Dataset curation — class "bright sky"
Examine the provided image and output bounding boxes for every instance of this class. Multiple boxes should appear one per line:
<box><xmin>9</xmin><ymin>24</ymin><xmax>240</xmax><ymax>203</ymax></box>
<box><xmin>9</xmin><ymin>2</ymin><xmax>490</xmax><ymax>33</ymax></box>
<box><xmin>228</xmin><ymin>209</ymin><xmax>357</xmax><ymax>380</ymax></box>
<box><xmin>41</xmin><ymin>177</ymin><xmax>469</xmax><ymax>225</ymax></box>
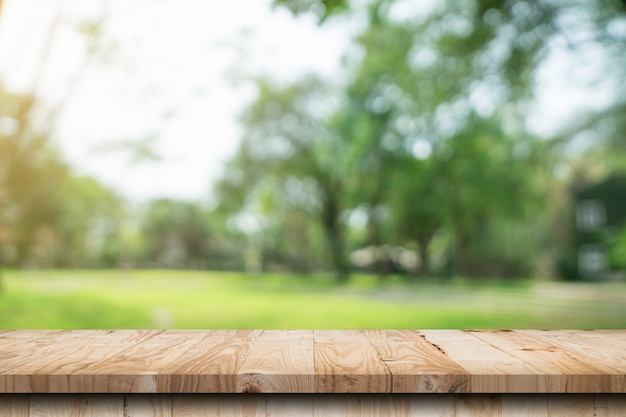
<box><xmin>0</xmin><ymin>0</ymin><xmax>614</xmax><ymax>202</ymax></box>
<box><xmin>0</xmin><ymin>0</ymin><xmax>349</xmax><ymax>202</ymax></box>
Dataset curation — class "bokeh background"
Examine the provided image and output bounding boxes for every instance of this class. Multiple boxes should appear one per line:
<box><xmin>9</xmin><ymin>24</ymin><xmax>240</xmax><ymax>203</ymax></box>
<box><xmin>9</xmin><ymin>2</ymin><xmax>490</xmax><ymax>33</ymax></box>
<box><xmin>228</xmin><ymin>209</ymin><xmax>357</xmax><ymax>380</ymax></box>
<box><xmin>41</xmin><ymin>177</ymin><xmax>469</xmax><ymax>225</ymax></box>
<box><xmin>1</xmin><ymin>0</ymin><xmax>625</xmax><ymax>329</ymax></box>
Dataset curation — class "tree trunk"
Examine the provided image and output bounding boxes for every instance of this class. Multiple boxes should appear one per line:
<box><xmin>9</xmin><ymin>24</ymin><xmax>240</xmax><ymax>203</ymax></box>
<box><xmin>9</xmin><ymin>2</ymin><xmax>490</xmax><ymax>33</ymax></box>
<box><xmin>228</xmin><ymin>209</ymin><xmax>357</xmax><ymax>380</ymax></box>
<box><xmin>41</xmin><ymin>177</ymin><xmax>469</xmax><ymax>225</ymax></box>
<box><xmin>416</xmin><ymin>237</ymin><xmax>430</xmax><ymax>277</ymax></box>
<box><xmin>367</xmin><ymin>212</ymin><xmax>388</xmax><ymax>280</ymax></box>
<box><xmin>321</xmin><ymin>192</ymin><xmax>349</xmax><ymax>283</ymax></box>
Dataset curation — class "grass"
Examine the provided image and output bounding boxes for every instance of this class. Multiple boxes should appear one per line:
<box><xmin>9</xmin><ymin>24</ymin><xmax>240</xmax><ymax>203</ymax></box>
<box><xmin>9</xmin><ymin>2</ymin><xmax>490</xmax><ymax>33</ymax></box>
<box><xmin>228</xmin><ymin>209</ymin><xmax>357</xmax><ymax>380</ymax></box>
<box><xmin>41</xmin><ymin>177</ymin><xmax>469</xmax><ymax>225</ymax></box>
<box><xmin>1</xmin><ymin>269</ymin><xmax>625</xmax><ymax>329</ymax></box>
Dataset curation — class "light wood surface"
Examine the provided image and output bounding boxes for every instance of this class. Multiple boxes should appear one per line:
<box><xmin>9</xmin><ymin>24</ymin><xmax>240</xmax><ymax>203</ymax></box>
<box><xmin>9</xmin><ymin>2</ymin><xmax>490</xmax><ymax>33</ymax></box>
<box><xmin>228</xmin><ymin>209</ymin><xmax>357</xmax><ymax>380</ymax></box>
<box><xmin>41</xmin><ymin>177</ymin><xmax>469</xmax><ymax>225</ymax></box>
<box><xmin>0</xmin><ymin>330</ymin><xmax>624</xmax><ymax>394</ymax></box>
<box><xmin>2</xmin><ymin>394</ymin><xmax>625</xmax><ymax>417</ymax></box>
<box><xmin>314</xmin><ymin>330</ymin><xmax>391</xmax><ymax>393</ymax></box>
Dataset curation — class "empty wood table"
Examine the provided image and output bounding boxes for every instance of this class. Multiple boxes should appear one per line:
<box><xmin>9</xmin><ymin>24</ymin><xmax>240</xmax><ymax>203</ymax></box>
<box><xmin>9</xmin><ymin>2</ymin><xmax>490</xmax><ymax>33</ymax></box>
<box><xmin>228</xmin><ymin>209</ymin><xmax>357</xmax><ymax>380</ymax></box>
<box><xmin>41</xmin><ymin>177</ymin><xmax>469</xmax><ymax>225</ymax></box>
<box><xmin>0</xmin><ymin>329</ymin><xmax>625</xmax><ymax>415</ymax></box>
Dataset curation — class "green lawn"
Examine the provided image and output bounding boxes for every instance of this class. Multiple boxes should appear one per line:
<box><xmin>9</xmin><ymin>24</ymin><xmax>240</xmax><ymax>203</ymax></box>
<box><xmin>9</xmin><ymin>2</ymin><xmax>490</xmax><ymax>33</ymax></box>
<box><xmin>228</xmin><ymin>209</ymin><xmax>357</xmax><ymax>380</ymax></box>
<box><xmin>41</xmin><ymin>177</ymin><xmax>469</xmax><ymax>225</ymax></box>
<box><xmin>1</xmin><ymin>269</ymin><xmax>625</xmax><ymax>329</ymax></box>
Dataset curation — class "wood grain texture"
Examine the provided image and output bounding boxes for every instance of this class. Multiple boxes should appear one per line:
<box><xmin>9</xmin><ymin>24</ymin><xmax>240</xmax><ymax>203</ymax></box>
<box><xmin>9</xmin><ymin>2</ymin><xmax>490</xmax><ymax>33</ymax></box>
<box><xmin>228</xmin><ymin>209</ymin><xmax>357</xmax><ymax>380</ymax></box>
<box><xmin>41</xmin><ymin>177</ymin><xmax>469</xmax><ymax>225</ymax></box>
<box><xmin>159</xmin><ymin>330</ymin><xmax>261</xmax><ymax>393</ymax></box>
<box><xmin>365</xmin><ymin>330</ymin><xmax>469</xmax><ymax>393</ymax></box>
<box><xmin>521</xmin><ymin>330</ymin><xmax>626</xmax><ymax>392</ymax></box>
<box><xmin>236</xmin><ymin>330</ymin><xmax>315</xmax><ymax>393</ymax></box>
<box><xmin>0</xmin><ymin>331</ymin><xmax>83</xmax><ymax>374</ymax></box>
<box><xmin>124</xmin><ymin>394</ymin><xmax>171</xmax><ymax>417</ymax></box>
<box><xmin>313</xmin><ymin>395</ymin><xmax>360</xmax><ymax>417</ymax></box>
<box><xmin>0</xmin><ymin>330</ymin><xmax>625</xmax><ymax>395</ymax></box>
<box><xmin>77</xmin><ymin>395</ymin><xmax>125</xmax><ymax>417</ymax></box>
<box><xmin>420</xmin><ymin>330</ymin><xmax>542</xmax><ymax>393</ymax></box>
<box><xmin>546</xmin><ymin>395</ymin><xmax>595</xmax><ymax>417</ymax></box>
<box><xmin>358</xmin><ymin>395</ymin><xmax>411</xmax><ymax>417</ymax></box>
<box><xmin>469</xmin><ymin>330</ymin><xmax>616</xmax><ymax>392</ymax></box>
<box><xmin>171</xmin><ymin>395</ymin><xmax>219</xmax><ymax>417</ymax></box>
<box><xmin>84</xmin><ymin>331</ymin><xmax>202</xmax><ymax>393</ymax></box>
<box><xmin>29</xmin><ymin>395</ymin><xmax>80</xmax><ymax>417</ymax></box>
<box><xmin>218</xmin><ymin>395</ymin><xmax>265</xmax><ymax>417</ymax></box>
<box><xmin>314</xmin><ymin>330</ymin><xmax>391</xmax><ymax>393</ymax></box>
<box><xmin>0</xmin><ymin>394</ymin><xmax>625</xmax><ymax>416</ymax></box>
<box><xmin>1</xmin><ymin>330</ymin><xmax>159</xmax><ymax>393</ymax></box>
<box><xmin>407</xmin><ymin>394</ymin><xmax>455</xmax><ymax>417</ymax></box>
<box><xmin>266</xmin><ymin>395</ymin><xmax>313</xmax><ymax>416</ymax></box>
<box><xmin>454</xmin><ymin>394</ymin><xmax>502</xmax><ymax>417</ymax></box>
<box><xmin>605</xmin><ymin>394</ymin><xmax>626</xmax><ymax>417</ymax></box>
<box><xmin>501</xmin><ymin>395</ymin><xmax>548</xmax><ymax>417</ymax></box>
<box><xmin>0</xmin><ymin>394</ymin><xmax>28</xmax><ymax>417</ymax></box>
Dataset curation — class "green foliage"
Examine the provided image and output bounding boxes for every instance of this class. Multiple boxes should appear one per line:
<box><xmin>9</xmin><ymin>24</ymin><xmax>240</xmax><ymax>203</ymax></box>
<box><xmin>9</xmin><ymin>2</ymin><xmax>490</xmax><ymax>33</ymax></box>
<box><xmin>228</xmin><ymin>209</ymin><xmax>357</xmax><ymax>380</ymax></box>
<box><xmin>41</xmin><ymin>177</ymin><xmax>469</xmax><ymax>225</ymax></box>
<box><xmin>3</xmin><ymin>0</ymin><xmax>626</xmax><ymax>280</ymax></box>
<box><xmin>215</xmin><ymin>76</ymin><xmax>350</xmax><ymax>280</ymax></box>
<box><xmin>609</xmin><ymin>227</ymin><xmax>626</xmax><ymax>271</ymax></box>
<box><xmin>237</xmin><ymin>0</ymin><xmax>626</xmax><ymax>281</ymax></box>
<box><xmin>140</xmin><ymin>199</ymin><xmax>212</xmax><ymax>269</ymax></box>
<box><xmin>273</xmin><ymin>0</ymin><xmax>350</xmax><ymax>22</ymax></box>
<box><xmin>0</xmin><ymin>85</ymin><xmax>127</xmax><ymax>270</ymax></box>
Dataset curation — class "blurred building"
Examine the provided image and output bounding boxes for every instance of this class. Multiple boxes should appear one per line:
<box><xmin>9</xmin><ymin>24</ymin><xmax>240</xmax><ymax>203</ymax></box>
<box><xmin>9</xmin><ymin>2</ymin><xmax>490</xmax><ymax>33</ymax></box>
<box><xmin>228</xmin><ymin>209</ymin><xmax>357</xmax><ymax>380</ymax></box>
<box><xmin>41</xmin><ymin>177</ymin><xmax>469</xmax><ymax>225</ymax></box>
<box><xmin>574</xmin><ymin>175</ymin><xmax>626</xmax><ymax>280</ymax></box>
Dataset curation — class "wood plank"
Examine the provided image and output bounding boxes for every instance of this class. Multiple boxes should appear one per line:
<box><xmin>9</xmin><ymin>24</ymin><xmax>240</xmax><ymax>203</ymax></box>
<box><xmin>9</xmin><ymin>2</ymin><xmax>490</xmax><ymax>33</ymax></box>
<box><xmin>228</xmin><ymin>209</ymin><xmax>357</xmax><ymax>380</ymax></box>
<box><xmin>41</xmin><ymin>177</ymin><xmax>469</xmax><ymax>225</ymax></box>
<box><xmin>501</xmin><ymin>395</ymin><xmax>548</xmax><ymax>417</ymax></box>
<box><xmin>1</xmin><ymin>393</ymin><xmax>621</xmax><ymax>417</ymax></box>
<box><xmin>0</xmin><ymin>330</ymin><xmax>63</xmax><ymax>340</ymax></box>
<box><xmin>547</xmin><ymin>394</ymin><xmax>595</xmax><ymax>417</ymax></box>
<box><xmin>29</xmin><ymin>394</ymin><xmax>125</xmax><ymax>417</ymax></box>
<box><xmin>454</xmin><ymin>394</ymin><xmax>501</xmax><ymax>417</ymax></box>
<box><xmin>313</xmin><ymin>395</ymin><xmax>359</xmax><ymax>417</ymax></box>
<box><xmin>236</xmin><ymin>330</ymin><xmax>315</xmax><ymax>393</ymax></box>
<box><xmin>604</xmin><ymin>394</ymin><xmax>626</xmax><ymax>417</ymax></box>
<box><xmin>561</xmin><ymin>330</ymin><xmax>626</xmax><ymax>351</ymax></box>
<box><xmin>521</xmin><ymin>331</ymin><xmax>626</xmax><ymax>372</ymax></box>
<box><xmin>595</xmin><ymin>394</ymin><xmax>610</xmax><ymax>417</ymax></box>
<box><xmin>124</xmin><ymin>394</ymin><xmax>171</xmax><ymax>417</ymax></box>
<box><xmin>0</xmin><ymin>330</ymin><xmax>159</xmax><ymax>393</ymax></box>
<box><xmin>29</xmin><ymin>395</ymin><xmax>80</xmax><ymax>417</ymax></box>
<box><xmin>314</xmin><ymin>330</ymin><xmax>391</xmax><ymax>393</ymax></box>
<box><xmin>469</xmin><ymin>330</ymin><xmax>615</xmax><ymax>392</ymax></box>
<box><xmin>408</xmin><ymin>394</ymin><xmax>455</xmax><ymax>417</ymax></box>
<box><xmin>218</xmin><ymin>395</ymin><xmax>265</xmax><ymax>417</ymax></box>
<box><xmin>365</xmin><ymin>330</ymin><xmax>469</xmax><ymax>393</ymax></box>
<box><xmin>359</xmin><ymin>394</ymin><xmax>411</xmax><ymax>417</ymax></box>
<box><xmin>0</xmin><ymin>330</ymin><xmax>625</xmax><ymax>396</ymax></box>
<box><xmin>520</xmin><ymin>330</ymin><xmax>626</xmax><ymax>392</ymax></box>
<box><xmin>80</xmin><ymin>331</ymin><xmax>205</xmax><ymax>393</ymax></box>
<box><xmin>0</xmin><ymin>394</ymin><xmax>28</xmax><ymax>417</ymax></box>
<box><xmin>592</xmin><ymin>394</ymin><xmax>626</xmax><ymax>417</ymax></box>
<box><xmin>159</xmin><ymin>330</ymin><xmax>261</xmax><ymax>393</ymax></box>
<box><xmin>419</xmin><ymin>330</ymin><xmax>541</xmax><ymax>392</ymax></box>
<box><xmin>78</xmin><ymin>395</ymin><xmax>125</xmax><ymax>417</ymax></box>
<box><xmin>266</xmin><ymin>394</ymin><xmax>313</xmax><ymax>416</ymax></box>
<box><xmin>0</xmin><ymin>331</ymin><xmax>81</xmax><ymax>373</ymax></box>
<box><xmin>171</xmin><ymin>394</ymin><xmax>219</xmax><ymax>417</ymax></box>
<box><xmin>0</xmin><ymin>331</ymin><xmax>117</xmax><ymax>392</ymax></box>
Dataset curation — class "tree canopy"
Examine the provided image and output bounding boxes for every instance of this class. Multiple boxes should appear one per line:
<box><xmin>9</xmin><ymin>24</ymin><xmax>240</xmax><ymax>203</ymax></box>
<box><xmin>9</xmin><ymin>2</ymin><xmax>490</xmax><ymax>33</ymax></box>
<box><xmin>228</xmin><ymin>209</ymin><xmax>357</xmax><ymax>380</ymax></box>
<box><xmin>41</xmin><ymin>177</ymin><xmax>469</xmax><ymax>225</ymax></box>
<box><xmin>211</xmin><ymin>0</ymin><xmax>626</xmax><ymax>280</ymax></box>
<box><xmin>2</xmin><ymin>0</ymin><xmax>626</xmax><ymax>281</ymax></box>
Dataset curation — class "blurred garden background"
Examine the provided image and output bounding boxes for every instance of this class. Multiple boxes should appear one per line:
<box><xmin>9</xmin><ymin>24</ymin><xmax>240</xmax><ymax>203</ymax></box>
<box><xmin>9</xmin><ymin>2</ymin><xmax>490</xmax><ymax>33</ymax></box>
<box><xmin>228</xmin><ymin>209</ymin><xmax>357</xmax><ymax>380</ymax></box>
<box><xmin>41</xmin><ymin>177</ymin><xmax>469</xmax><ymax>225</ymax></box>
<box><xmin>1</xmin><ymin>0</ymin><xmax>626</xmax><ymax>329</ymax></box>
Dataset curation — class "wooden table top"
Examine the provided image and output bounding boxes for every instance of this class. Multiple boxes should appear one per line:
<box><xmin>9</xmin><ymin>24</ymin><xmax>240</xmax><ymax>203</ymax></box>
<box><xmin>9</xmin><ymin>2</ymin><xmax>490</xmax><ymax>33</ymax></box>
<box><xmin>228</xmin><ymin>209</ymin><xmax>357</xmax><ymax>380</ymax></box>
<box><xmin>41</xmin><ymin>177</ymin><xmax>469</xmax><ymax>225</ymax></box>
<box><xmin>0</xmin><ymin>330</ymin><xmax>624</xmax><ymax>394</ymax></box>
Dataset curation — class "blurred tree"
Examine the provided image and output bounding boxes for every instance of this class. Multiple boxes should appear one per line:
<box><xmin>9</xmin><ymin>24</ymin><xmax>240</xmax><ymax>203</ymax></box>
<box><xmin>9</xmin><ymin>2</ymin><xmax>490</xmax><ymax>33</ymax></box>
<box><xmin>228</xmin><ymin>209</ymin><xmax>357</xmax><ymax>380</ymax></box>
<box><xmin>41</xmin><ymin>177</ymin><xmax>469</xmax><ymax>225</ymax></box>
<box><xmin>0</xmin><ymin>85</ymin><xmax>129</xmax><ymax>272</ymax></box>
<box><xmin>216</xmin><ymin>76</ymin><xmax>351</xmax><ymax>281</ymax></box>
<box><xmin>330</xmin><ymin>4</ymin><xmax>412</xmax><ymax>277</ymax></box>
<box><xmin>270</xmin><ymin>0</ymin><xmax>556</xmax><ymax>278</ymax></box>
<box><xmin>277</xmin><ymin>0</ymin><xmax>626</xmax><ymax>152</ymax></box>
<box><xmin>141</xmin><ymin>199</ymin><xmax>212</xmax><ymax>269</ymax></box>
<box><xmin>0</xmin><ymin>87</ymin><xmax>67</xmax><ymax>273</ymax></box>
<box><xmin>53</xmin><ymin>174</ymin><xmax>126</xmax><ymax>267</ymax></box>
<box><xmin>437</xmin><ymin>115</ymin><xmax>543</xmax><ymax>277</ymax></box>
<box><xmin>386</xmin><ymin>155</ymin><xmax>443</xmax><ymax>276</ymax></box>
<box><xmin>218</xmin><ymin>0</ymin><xmax>626</xmax><ymax>280</ymax></box>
